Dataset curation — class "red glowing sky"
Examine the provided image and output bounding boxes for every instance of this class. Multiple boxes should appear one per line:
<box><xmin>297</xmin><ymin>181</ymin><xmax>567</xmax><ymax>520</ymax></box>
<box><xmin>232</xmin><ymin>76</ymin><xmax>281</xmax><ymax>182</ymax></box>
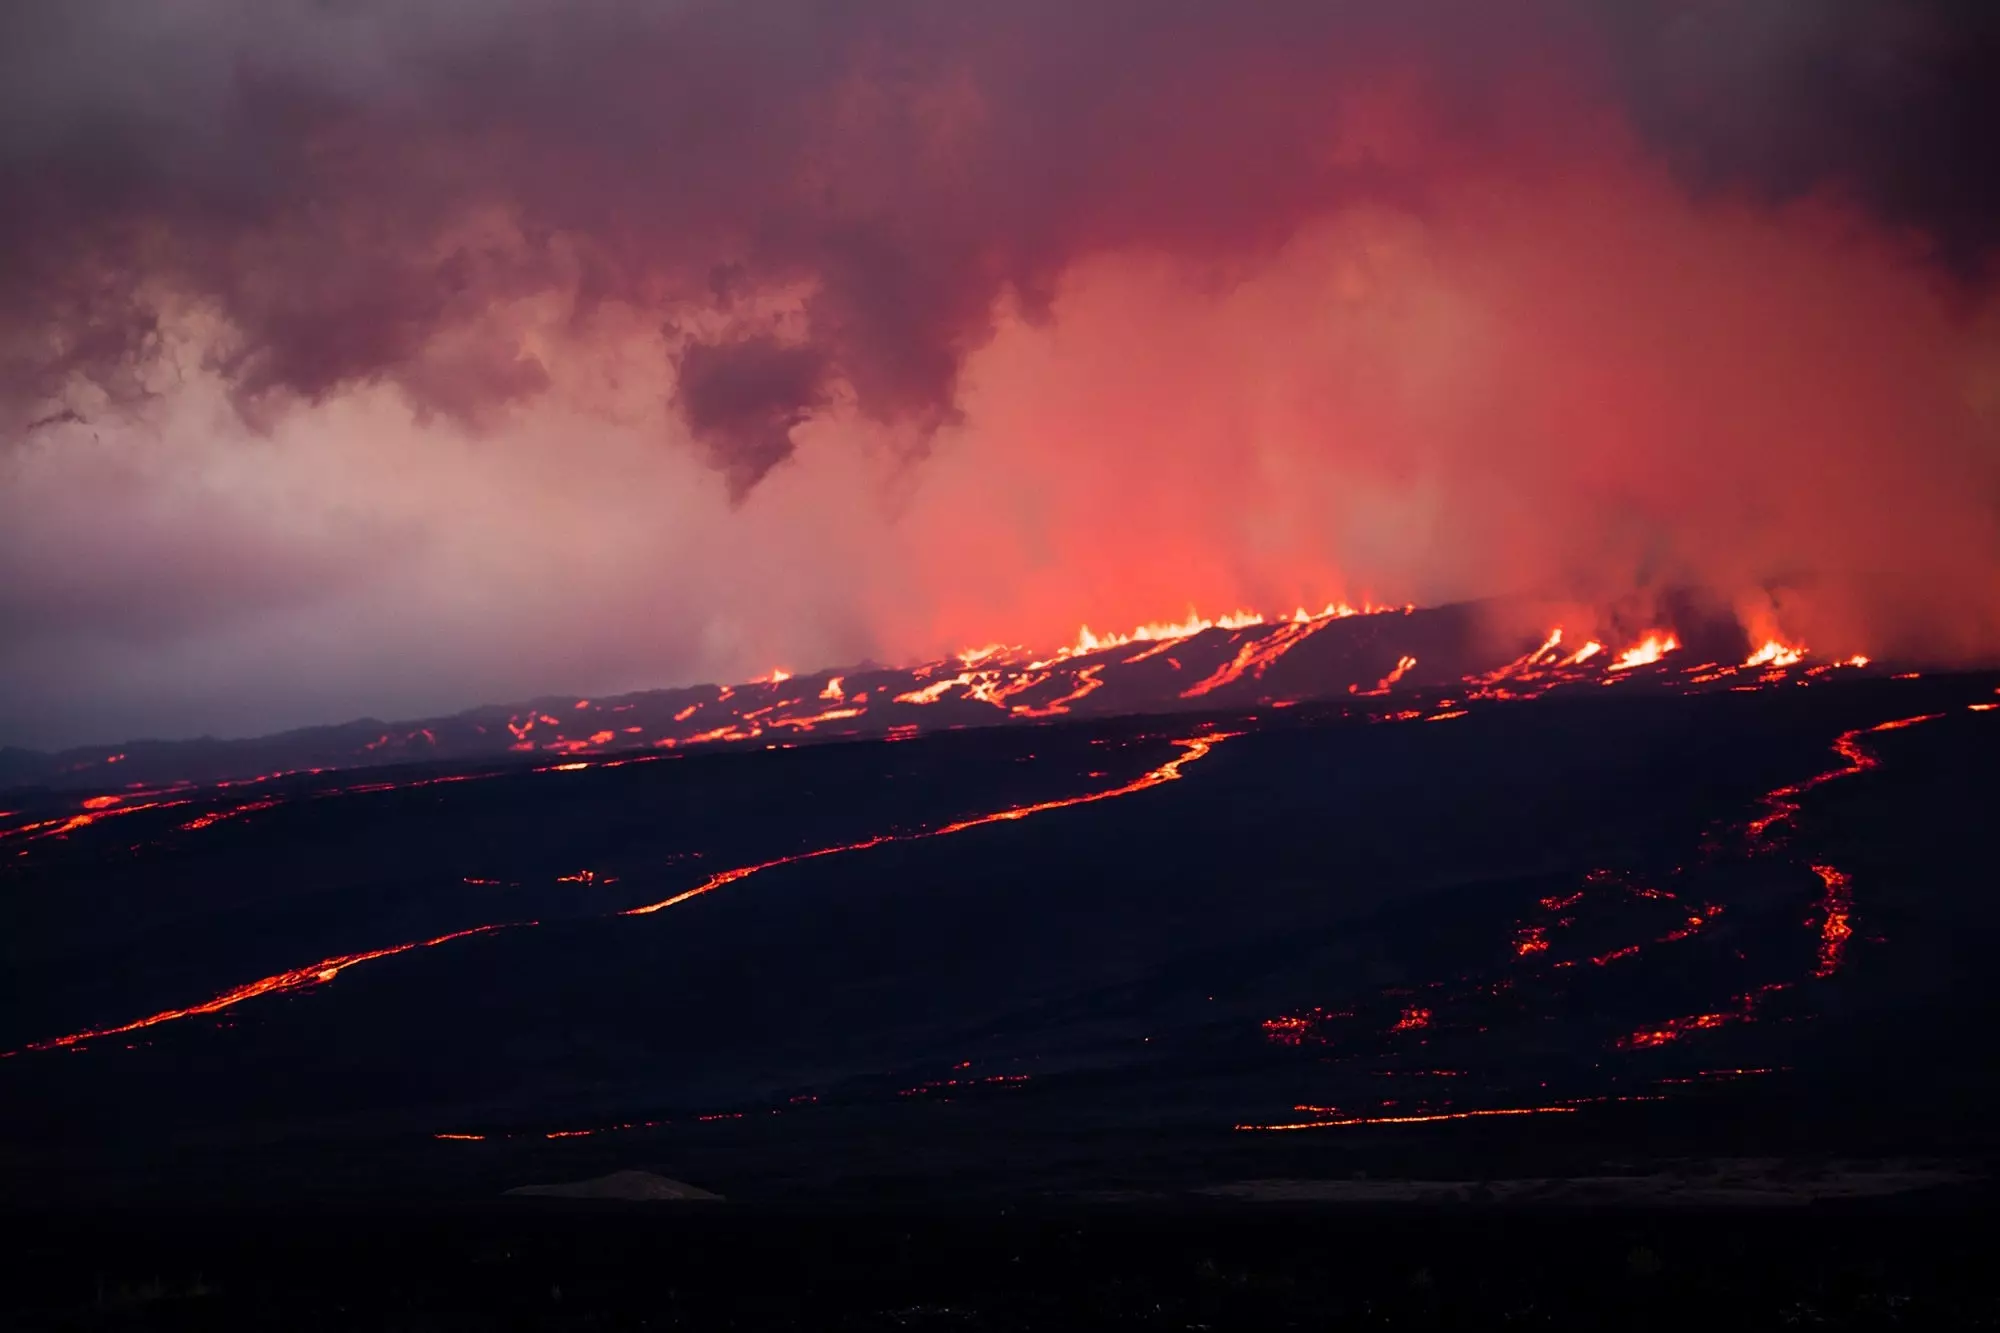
<box><xmin>2</xmin><ymin>2</ymin><xmax>1997</xmax><ymax>747</ymax></box>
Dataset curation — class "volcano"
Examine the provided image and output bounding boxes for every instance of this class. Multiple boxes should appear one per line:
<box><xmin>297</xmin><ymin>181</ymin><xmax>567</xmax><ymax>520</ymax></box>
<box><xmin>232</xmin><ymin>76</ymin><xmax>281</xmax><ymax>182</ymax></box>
<box><xmin>0</xmin><ymin>596</ymin><xmax>1870</xmax><ymax>795</ymax></box>
<box><xmin>3</xmin><ymin>598</ymin><xmax>1996</xmax><ymax>1213</ymax></box>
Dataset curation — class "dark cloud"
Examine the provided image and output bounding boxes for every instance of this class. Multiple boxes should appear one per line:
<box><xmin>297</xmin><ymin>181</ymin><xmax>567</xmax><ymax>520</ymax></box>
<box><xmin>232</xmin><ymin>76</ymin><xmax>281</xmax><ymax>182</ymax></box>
<box><xmin>1601</xmin><ymin>0</ymin><xmax>2000</xmax><ymax>275</ymax></box>
<box><xmin>0</xmin><ymin>0</ymin><xmax>1996</xmax><ymax>483</ymax></box>
<box><xmin>0</xmin><ymin>0</ymin><xmax>1574</xmax><ymax>483</ymax></box>
<box><xmin>673</xmin><ymin>335</ymin><xmax>831</xmax><ymax>498</ymax></box>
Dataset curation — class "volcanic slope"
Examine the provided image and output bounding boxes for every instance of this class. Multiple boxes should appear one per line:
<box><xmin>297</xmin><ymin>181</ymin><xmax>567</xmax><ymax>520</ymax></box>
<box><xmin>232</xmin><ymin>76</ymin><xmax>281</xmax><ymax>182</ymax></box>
<box><xmin>3</xmin><ymin>667</ymin><xmax>1997</xmax><ymax>1205</ymax></box>
<box><xmin>0</xmin><ymin>595</ymin><xmax>1843</xmax><ymax>793</ymax></box>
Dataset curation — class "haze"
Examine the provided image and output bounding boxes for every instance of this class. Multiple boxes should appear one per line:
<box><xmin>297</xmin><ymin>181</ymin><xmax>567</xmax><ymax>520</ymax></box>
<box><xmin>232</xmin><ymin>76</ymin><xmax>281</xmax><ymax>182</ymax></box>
<box><xmin>4</xmin><ymin>0</ymin><xmax>1997</xmax><ymax>748</ymax></box>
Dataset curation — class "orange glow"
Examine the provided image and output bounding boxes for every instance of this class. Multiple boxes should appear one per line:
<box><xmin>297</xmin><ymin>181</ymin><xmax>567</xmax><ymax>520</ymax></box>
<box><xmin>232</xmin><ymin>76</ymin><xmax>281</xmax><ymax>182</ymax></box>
<box><xmin>1607</xmin><ymin>632</ymin><xmax>1679</xmax><ymax>672</ymax></box>
<box><xmin>1565</xmin><ymin>640</ymin><xmax>1604</xmax><ymax>665</ymax></box>
<box><xmin>1619</xmin><ymin>1012</ymin><xmax>1730</xmax><ymax>1048</ymax></box>
<box><xmin>1261</xmin><ymin>1014</ymin><xmax>1311</xmax><ymax>1045</ymax></box>
<box><xmin>1063</xmin><ymin>608</ymin><xmax>1264</xmax><ymax>661</ymax></box>
<box><xmin>819</xmin><ymin>676</ymin><xmax>845</xmax><ymax>700</ymax></box>
<box><xmin>1012</xmin><ymin>665</ymin><xmax>1105</xmax><ymax>717</ymax></box>
<box><xmin>1390</xmin><ymin>1005</ymin><xmax>1432</xmax><ymax>1032</ymax></box>
<box><xmin>622</xmin><ymin>729</ymin><xmax>1230</xmax><ymax>916</ymax></box>
<box><xmin>1618</xmin><ymin>984</ymin><xmax>1788</xmax><ymax>1050</ymax></box>
<box><xmin>1513</xmin><ymin>926</ymin><xmax>1549</xmax><ymax>956</ymax></box>
<box><xmin>766</xmin><ymin>705</ymin><xmax>865</xmax><ymax>732</ymax></box>
<box><xmin>1354</xmin><ymin>655</ymin><xmax>1418</xmax><ymax>696</ymax></box>
<box><xmin>1743</xmin><ymin>640</ymin><xmax>1806</xmax><ymax>668</ymax></box>
<box><xmin>179</xmin><ymin>797</ymin><xmax>280</xmax><ymax>832</ymax></box>
<box><xmin>5</xmin><ymin>922</ymin><xmax>521</xmax><ymax>1057</ymax></box>
<box><xmin>79</xmin><ymin>795</ymin><xmax>122</xmax><ymax>810</ymax></box>
<box><xmin>1808</xmin><ymin>863</ymin><xmax>1853</xmax><ymax>977</ymax></box>
<box><xmin>1236</xmin><ymin>1105</ymin><xmax>1578</xmax><ymax>1132</ymax></box>
<box><xmin>1745</xmin><ymin>712</ymin><xmax>1944</xmax><ymax>841</ymax></box>
<box><xmin>895</xmin><ymin>674</ymin><xmax>971</xmax><ymax>705</ymax></box>
<box><xmin>1179</xmin><ymin>618</ymin><xmax>1329</xmax><ymax>699</ymax></box>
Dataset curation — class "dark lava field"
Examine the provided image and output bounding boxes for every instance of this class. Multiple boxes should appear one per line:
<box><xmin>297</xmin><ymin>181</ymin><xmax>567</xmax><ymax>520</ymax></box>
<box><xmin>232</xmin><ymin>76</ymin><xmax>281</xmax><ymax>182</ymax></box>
<box><xmin>6</xmin><ymin>662</ymin><xmax>1999</xmax><ymax>1213</ymax></box>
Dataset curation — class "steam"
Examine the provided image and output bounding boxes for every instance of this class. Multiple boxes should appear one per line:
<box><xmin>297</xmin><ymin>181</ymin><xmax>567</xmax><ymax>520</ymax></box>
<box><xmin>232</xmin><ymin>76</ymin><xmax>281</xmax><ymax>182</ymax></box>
<box><xmin>2</xmin><ymin>0</ymin><xmax>1998</xmax><ymax>745</ymax></box>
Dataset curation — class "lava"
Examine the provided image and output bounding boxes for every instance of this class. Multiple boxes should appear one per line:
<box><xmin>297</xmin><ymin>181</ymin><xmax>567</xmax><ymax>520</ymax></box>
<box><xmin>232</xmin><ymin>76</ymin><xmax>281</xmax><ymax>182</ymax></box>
<box><xmin>1745</xmin><ymin>640</ymin><xmax>1807</xmax><ymax>669</ymax></box>
<box><xmin>623</xmin><ymin>729</ymin><xmax>1231</xmax><ymax>916</ymax></box>
<box><xmin>1608</xmin><ymin>633</ymin><xmax>1679</xmax><ymax>672</ymax></box>
<box><xmin>1180</xmin><ymin>618</ymin><xmax>1329</xmax><ymax>699</ymax></box>
<box><xmin>1617</xmin><ymin>984</ymin><xmax>1789</xmax><ymax>1051</ymax></box>
<box><xmin>1809</xmin><ymin>864</ymin><xmax>1854</xmax><ymax>977</ymax></box>
<box><xmin>1012</xmin><ymin>666</ymin><xmax>1105</xmax><ymax>717</ymax></box>
<box><xmin>179</xmin><ymin>798</ymin><xmax>280</xmax><ymax>832</ymax></box>
<box><xmin>1235</xmin><ymin>1105</ymin><xmax>1579</xmax><ymax>1132</ymax></box>
<box><xmin>766</xmin><ymin>705</ymin><xmax>866</xmax><ymax>732</ymax></box>
<box><xmin>1390</xmin><ymin>1006</ymin><xmax>1433</xmax><ymax>1032</ymax></box>
<box><xmin>1246</xmin><ymin>699</ymin><xmax>1965</xmax><ymax>1132</ymax></box>
<box><xmin>1355</xmin><ymin>655</ymin><xmax>1418</xmax><ymax>696</ymax></box>
<box><xmin>4</xmin><ymin>923</ymin><xmax>521</xmax><ymax>1058</ymax></box>
<box><xmin>1065</xmin><ymin>608</ymin><xmax>1266</xmax><ymax>660</ymax></box>
<box><xmin>1746</xmin><ymin>713</ymin><xmax>1945</xmax><ymax>842</ymax></box>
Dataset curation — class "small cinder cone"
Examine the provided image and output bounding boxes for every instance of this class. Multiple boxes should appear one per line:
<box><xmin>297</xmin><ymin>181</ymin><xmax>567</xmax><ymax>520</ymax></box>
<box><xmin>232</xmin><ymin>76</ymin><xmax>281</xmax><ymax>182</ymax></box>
<box><xmin>505</xmin><ymin>1169</ymin><xmax>723</xmax><ymax>1201</ymax></box>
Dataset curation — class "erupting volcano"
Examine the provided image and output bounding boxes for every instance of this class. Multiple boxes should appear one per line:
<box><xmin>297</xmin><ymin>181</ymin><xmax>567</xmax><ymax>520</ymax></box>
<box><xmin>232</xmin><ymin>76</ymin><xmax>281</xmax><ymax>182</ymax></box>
<box><xmin>5</xmin><ymin>573</ymin><xmax>1997</xmax><ymax>1202</ymax></box>
<box><xmin>5</xmin><ymin>0</ymin><xmax>2000</xmax><ymax>1248</ymax></box>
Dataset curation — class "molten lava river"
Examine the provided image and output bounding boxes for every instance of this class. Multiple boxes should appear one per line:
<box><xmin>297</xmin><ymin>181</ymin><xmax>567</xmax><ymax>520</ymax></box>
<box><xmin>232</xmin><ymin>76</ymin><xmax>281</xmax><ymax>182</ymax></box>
<box><xmin>2</xmin><ymin>613</ymin><xmax>1997</xmax><ymax>1203</ymax></box>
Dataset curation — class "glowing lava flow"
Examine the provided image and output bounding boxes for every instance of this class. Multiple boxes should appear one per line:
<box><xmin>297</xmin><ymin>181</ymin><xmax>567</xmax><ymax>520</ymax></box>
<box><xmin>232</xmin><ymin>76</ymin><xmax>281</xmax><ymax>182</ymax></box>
<box><xmin>1180</xmin><ymin>617</ymin><xmax>1330</xmax><ymax>699</ymax></box>
<box><xmin>1012</xmin><ymin>665</ymin><xmax>1104</xmax><ymax>718</ymax></box>
<box><xmin>4</xmin><ymin>923</ymin><xmax>520</xmax><ymax>1057</ymax></box>
<box><xmin>4</xmin><ymin>729</ymin><xmax>1232</xmax><ymax>1057</ymax></box>
<box><xmin>1745</xmin><ymin>640</ymin><xmax>1807</xmax><ymax>669</ymax></box>
<box><xmin>1235</xmin><ymin>1105</ymin><xmax>1579</xmax><ymax>1132</ymax></box>
<box><xmin>1809</xmin><ymin>864</ymin><xmax>1854</xmax><ymax>978</ymax></box>
<box><xmin>1064</xmin><ymin>609</ymin><xmax>1266</xmax><ymax>660</ymax></box>
<box><xmin>1608</xmin><ymin>632</ymin><xmax>1679</xmax><ymax>672</ymax></box>
<box><xmin>1746</xmin><ymin>713</ymin><xmax>1946</xmax><ymax>842</ymax></box>
<box><xmin>622</xmin><ymin>730</ymin><xmax>1231</xmax><ymax>916</ymax></box>
<box><xmin>1354</xmin><ymin>655</ymin><xmax>1418</xmax><ymax>696</ymax></box>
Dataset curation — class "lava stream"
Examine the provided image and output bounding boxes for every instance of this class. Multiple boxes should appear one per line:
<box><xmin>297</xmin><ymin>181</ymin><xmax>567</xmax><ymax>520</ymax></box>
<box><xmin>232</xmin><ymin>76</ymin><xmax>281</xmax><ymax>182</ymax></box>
<box><xmin>1745</xmin><ymin>713</ymin><xmax>1945</xmax><ymax>842</ymax></box>
<box><xmin>1236</xmin><ymin>1105</ymin><xmax>1580</xmax><ymax>1132</ymax></box>
<box><xmin>1809</xmin><ymin>864</ymin><xmax>1854</xmax><ymax>977</ymax></box>
<box><xmin>622</xmin><ymin>730</ymin><xmax>1231</xmax><ymax>915</ymax></box>
<box><xmin>4</xmin><ymin>923</ymin><xmax>519</xmax><ymax>1057</ymax></box>
<box><xmin>5</xmin><ymin>730</ymin><xmax>1231</xmax><ymax>1056</ymax></box>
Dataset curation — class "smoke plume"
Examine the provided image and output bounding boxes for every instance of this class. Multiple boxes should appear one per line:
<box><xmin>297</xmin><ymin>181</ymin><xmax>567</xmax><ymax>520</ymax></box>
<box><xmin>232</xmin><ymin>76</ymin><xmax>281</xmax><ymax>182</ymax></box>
<box><xmin>2</xmin><ymin>0</ymin><xmax>1997</xmax><ymax>745</ymax></box>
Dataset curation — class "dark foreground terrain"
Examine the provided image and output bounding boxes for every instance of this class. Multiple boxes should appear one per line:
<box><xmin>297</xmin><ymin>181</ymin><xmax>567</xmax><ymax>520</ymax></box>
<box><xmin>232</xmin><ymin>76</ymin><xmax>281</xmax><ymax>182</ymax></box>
<box><xmin>4</xmin><ymin>666</ymin><xmax>1998</xmax><ymax>1325</ymax></box>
